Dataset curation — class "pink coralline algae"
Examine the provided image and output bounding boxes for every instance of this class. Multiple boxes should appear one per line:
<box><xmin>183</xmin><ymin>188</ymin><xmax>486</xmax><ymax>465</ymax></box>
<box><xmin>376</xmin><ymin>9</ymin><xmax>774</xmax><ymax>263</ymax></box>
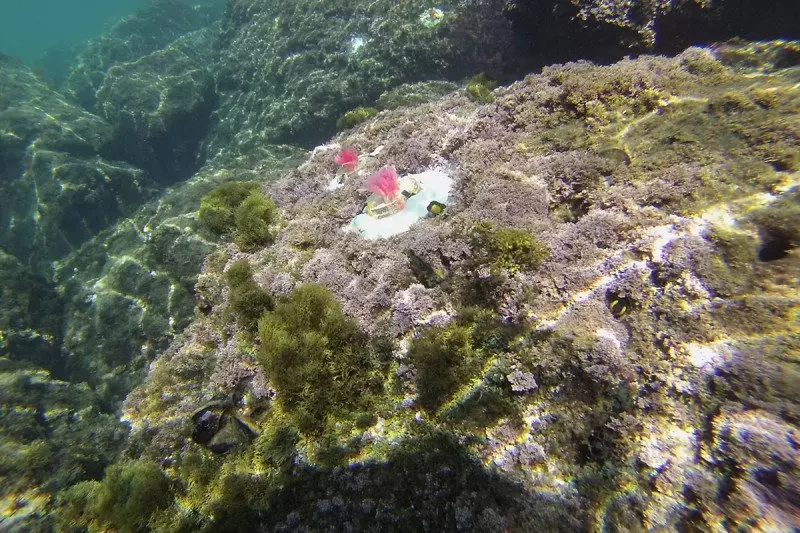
<box><xmin>335</xmin><ymin>147</ymin><xmax>359</xmax><ymax>172</ymax></box>
<box><xmin>366</xmin><ymin>167</ymin><xmax>401</xmax><ymax>201</ymax></box>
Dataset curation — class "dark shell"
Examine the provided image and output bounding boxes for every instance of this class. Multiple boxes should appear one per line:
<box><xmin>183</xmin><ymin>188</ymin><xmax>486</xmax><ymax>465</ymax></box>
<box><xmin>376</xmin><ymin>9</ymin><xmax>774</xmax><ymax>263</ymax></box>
<box><xmin>190</xmin><ymin>401</ymin><xmax>256</xmax><ymax>454</ymax></box>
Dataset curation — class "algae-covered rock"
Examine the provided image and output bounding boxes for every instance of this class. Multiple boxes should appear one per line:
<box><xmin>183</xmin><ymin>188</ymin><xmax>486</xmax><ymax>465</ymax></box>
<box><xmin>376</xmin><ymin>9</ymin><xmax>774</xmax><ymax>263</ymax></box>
<box><xmin>377</xmin><ymin>80</ymin><xmax>459</xmax><ymax>110</ymax></box>
<box><xmin>95</xmin><ymin>28</ymin><xmax>218</xmax><ymax>183</ymax></box>
<box><xmin>205</xmin><ymin>0</ymin><xmax>797</xmax><ymax>154</ymax></box>
<box><xmin>0</xmin><ymin>365</ymin><xmax>127</xmax><ymax>523</ymax></box>
<box><xmin>0</xmin><ymin>55</ymin><xmax>156</xmax><ymax>267</ymax></box>
<box><xmin>97</xmin><ymin>41</ymin><xmax>800</xmax><ymax>531</ymax></box>
<box><xmin>60</xmin><ymin>1</ymin><xmax>224</xmax><ymax>185</ymax></box>
<box><xmin>507</xmin><ymin>0</ymin><xmax>800</xmax><ymax>58</ymax></box>
<box><xmin>336</xmin><ymin>106</ymin><xmax>379</xmax><ymax>131</ymax></box>
<box><xmin>0</xmin><ymin>137</ymin><xmax>304</xmax><ymax>528</ymax></box>
<box><xmin>0</xmin><ymin>251</ymin><xmax>63</xmax><ymax>373</ymax></box>
<box><xmin>204</xmin><ymin>0</ymin><xmax>518</xmax><ymax>151</ymax></box>
<box><xmin>54</xmin><ymin>145</ymin><xmax>304</xmax><ymax>401</ymax></box>
<box><xmin>65</xmin><ymin>0</ymin><xmax>223</xmax><ymax>111</ymax></box>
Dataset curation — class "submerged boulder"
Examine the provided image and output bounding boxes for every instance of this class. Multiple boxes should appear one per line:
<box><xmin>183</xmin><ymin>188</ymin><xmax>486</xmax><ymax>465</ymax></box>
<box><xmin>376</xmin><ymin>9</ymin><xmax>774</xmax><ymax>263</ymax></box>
<box><xmin>65</xmin><ymin>1</ymin><xmax>225</xmax><ymax>184</ymax></box>
<box><xmin>0</xmin><ymin>54</ymin><xmax>156</xmax><ymax>267</ymax></box>
<box><xmin>114</xmin><ymin>41</ymin><xmax>799</xmax><ymax>531</ymax></box>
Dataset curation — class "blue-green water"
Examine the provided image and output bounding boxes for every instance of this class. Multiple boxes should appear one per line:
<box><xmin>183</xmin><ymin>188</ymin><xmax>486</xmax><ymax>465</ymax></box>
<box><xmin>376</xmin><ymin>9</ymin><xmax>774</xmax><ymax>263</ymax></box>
<box><xmin>0</xmin><ymin>0</ymin><xmax>147</xmax><ymax>65</ymax></box>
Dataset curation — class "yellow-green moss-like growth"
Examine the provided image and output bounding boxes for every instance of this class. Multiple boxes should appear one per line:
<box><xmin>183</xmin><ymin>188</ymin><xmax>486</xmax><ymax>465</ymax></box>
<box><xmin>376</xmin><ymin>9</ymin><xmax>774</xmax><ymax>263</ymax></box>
<box><xmin>704</xmin><ymin>226</ymin><xmax>757</xmax><ymax>296</ymax></box>
<box><xmin>56</xmin><ymin>461</ymin><xmax>173</xmax><ymax>533</ymax></box>
<box><xmin>234</xmin><ymin>192</ymin><xmax>279</xmax><ymax>251</ymax></box>
<box><xmin>336</xmin><ymin>106</ymin><xmax>378</xmax><ymax>130</ymax></box>
<box><xmin>257</xmin><ymin>284</ymin><xmax>389</xmax><ymax>433</ymax></box>
<box><xmin>470</xmin><ymin>221</ymin><xmax>548</xmax><ymax>275</ymax></box>
<box><xmin>409</xmin><ymin>319</ymin><xmax>476</xmax><ymax>413</ymax></box>
<box><xmin>408</xmin><ymin>308</ymin><xmax>521</xmax><ymax>414</ymax></box>
<box><xmin>199</xmin><ymin>181</ymin><xmax>259</xmax><ymax>234</ymax></box>
<box><xmin>254</xmin><ymin>417</ymin><xmax>300</xmax><ymax>472</ymax></box>
<box><xmin>465</xmin><ymin>73</ymin><xmax>497</xmax><ymax>103</ymax></box>
<box><xmin>198</xmin><ymin>181</ymin><xmax>279</xmax><ymax>251</ymax></box>
<box><xmin>226</xmin><ymin>259</ymin><xmax>273</xmax><ymax>333</ymax></box>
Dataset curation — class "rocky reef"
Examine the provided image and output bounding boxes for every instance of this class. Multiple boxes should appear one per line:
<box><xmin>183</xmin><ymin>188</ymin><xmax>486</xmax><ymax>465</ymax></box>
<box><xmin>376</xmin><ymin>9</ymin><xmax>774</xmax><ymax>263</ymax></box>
<box><xmin>206</xmin><ymin>0</ymin><xmax>800</xmax><ymax>153</ymax></box>
<box><xmin>0</xmin><ymin>4</ymin><xmax>304</xmax><ymax>521</ymax></box>
<box><xmin>65</xmin><ymin>0</ymin><xmax>224</xmax><ymax>183</ymax></box>
<box><xmin>0</xmin><ymin>54</ymin><xmax>154</xmax><ymax>268</ymax></box>
<box><xmin>0</xmin><ymin>0</ymin><xmax>798</xmax><ymax>529</ymax></box>
<box><xmin>60</xmin><ymin>41</ymin><xmax>795</xmax><ymax>531</ymax></box>
<box><xmin>507</xmin><ymin>0</ymin><xmax>800</xmax><ymax>58</ymax></box>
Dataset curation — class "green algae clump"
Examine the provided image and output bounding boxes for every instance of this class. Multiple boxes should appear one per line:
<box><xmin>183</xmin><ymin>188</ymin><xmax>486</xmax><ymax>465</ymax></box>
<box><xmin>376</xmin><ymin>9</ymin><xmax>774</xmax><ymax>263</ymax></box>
<box><xmin>466</xmin><ymin>73</ymin><xmax>497</xmax><ymax>103</ymax></box>
<box><xmin>56</xmin><ymin>461</ymin><xmax>173</xmax><ymax>533</ymax></box>
<box><xmin>257</xmin><ymin>284</ymin><xmax>389</xmax><ymax>433</ymax></box>
<box><xmin>234</xmin><ymin>191</ymin><xmax>279</xmax><ymax>251</ymax></box>
<box><xmin>409</xmin><ymin>320</ymin><xmax>476</xmax><ymax>413</ymax></box>
<box><xmin>199</xmin><ymin>181</ymin><xmax>260</xmax><ymax>234</ymax></box>
<box><xmin>226</xmin><ymin>259</ymin><xmax>273</xmax><ymax>333</ymax></box>
<box><xmin>470</xmin><ymin>222</ymin><xmax>548</xmax><ymax>275</ymax></box>
<box><xmin>198</xmin><ymin>181</ymin><xmax>278</xmax><ymax>251</ymax></box>
<box><xmin>336</xmin><ymin>106</ymin><xmax>378</xmax><ymax>131</ymax></box>
<box><xmin>408</xmin><ymin>308</ymin><xmax>523</xmax><ymax>416</ymax></box>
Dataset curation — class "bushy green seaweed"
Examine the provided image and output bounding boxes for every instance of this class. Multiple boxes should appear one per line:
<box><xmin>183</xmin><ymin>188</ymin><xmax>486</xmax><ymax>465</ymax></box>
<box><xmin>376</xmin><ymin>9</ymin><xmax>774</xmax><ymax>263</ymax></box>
<box><xmin>465</xmin><ymin>73</ymin><xmax>497</xmax><ymax>103</ymax></box>
<box><xmin>198</xmin><ymin>181</ymin><xmax>278</xmax><ymax>251</ymax></box>
<box><xmin>470</xmin><ymin>221</ymin><xmax>549</xmax><ymax>275</ymax></box>
<box><xmin>198</xmin><ymin>181</ymin><xmax>260</xmax><ymax>234</ymax></box>
<box><xmin>409</xmin><ymin>320</ymin><xmax>475</xmax><ymax>413</ymax></box>
<box><xmin>408</xmin><ymin>308</ymin><xmax>523</xmax><ymax>416</ymax></box>
<box><xmin>257</xmin><ymin>284</ymin><xmax>390</xmax><ymax>433</ymax></box>
<box><xmin>336</xmin><ymin>106</ymin><xmax>378</xmax><ymax>130</ymax></box>
<box><xmin>255</xmin><ymin>417</ymin><xmax>300</xmax><ymax>471</ymax></box>
<box><xmin>56</xmin><ymin>460</ymin><xmax>173</xmax><ymax>533</ymax></box>
<box><xmin>225</xmin><ymin>259</ymin><xmax>273</xmax><ymax>333</ymax></box>
<box><xmin>234</xmin><ymin>192</ymin><xmax>279</xmax><ymax>251</ymax></box>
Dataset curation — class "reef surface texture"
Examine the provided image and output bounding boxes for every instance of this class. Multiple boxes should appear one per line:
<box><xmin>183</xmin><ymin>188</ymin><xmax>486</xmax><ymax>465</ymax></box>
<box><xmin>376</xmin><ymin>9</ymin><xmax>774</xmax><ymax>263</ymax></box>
<box><xmin>112</xmin><ymin>42</ymin><xmax>798</xmax><ymax>532</ymax></box>
<box><xmin>0</xmin><ymin>0</ymin><xmax>797</xmax><ymax>530</ymax></box>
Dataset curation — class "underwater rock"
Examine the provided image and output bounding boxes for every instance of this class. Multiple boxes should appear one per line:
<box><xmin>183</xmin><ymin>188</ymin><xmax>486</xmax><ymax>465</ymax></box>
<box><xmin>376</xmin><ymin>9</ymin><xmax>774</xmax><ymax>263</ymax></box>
<box><xmin>94</xmin><ymin>28</ymin><xmax>218</xmax><ymax>183</ymax></box>
<box><xmin>596</xmin><ymin>147</ymin><xmax>631</xmax><ymax>167</ymax></box>
<box><xmin>204</xmin><ymin>0</ymin><xmax>517</xmax><ymax>150</ymax></box>
<box><xmin>65</xmin><ymin>0</ymin><xmax>223</xmax><ymax>111</ymax></box>
<box><xmin>0</xmin><ymin>364</ymin><xmax>127</xmax><ymax>517</ymax></box>
<box><xmin>59</xmin><ymin>1</ymin><xmax>223</xmax><ymax>185</ymax></box>
<box><xmin>0</xmin><ymin>55</ymin><xmax>156</xmax><ymax>266</ymax></box>
<box><xmin>694</xmin><ymin>410</ymin><xmax>800</xmax><ymax>530</ymax></box>
<box><xmin>377</xmin><ymin>81</ymin><xmax>460</xmax><ymax>110</ymax></box>
<box><xmin>507</xmin><ymin>369</ymin><xmax>538</xmax><ymax>393</ymax></box>
<box><xmin>507</xmin><ymin>0</ymin><xmax>800</xmax><ymax>59</ymax></box>
<box><xmin>191</xmin><ymin>408</ymin><xmax>221</xmax><ymax>446</ymax></box>
<box><xmin>191</xmin><ymin>402</ymin><xmax>256</xmax><ymax>454</ymax></box>
<box><xmin>107</xmin><ymin>41</ymin><xmax>800</xmax><ymax>532</ymax></box>
<box><xmin>206</xmin><ymin>0</ymin><xmax>799</xmax><ymax>154</ymax></box>
<box><xmin>53</xmin><ymin>146</ymin><xmax>303</xmax><ymax>404</ymax></box>
<box><xmin>0</xmin><ymin>138</ymin><xmax>303</xmax><ymax>532</ymax></box>
<box><xmin>0</xmin><ymin>252</ymin><xmax>63</xmax><ymax>374</ymax></box>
